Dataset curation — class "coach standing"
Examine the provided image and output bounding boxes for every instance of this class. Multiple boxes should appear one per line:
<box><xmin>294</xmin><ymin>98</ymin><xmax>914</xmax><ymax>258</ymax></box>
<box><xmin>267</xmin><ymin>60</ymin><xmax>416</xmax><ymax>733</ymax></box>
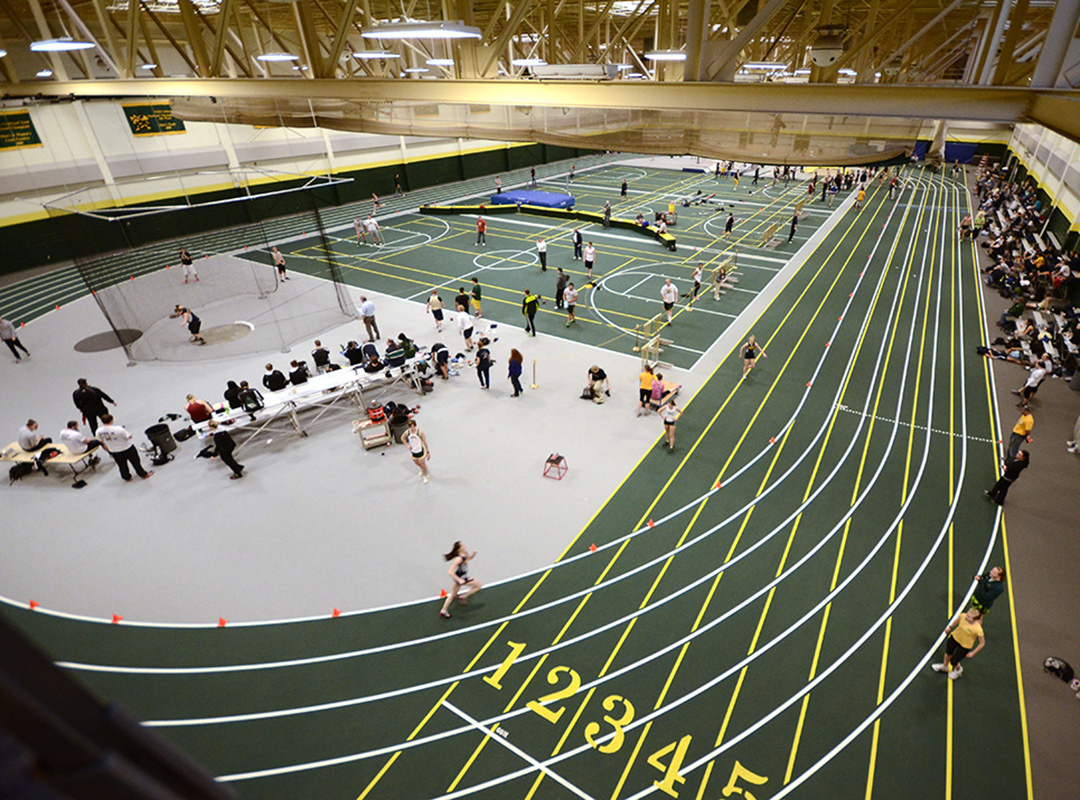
<box><xmin>359</xmin><ymin>296</ymin><xmax>380</xmax><ymax>343</ymax></box>
<box><xmin>73</xmin><ymin>378</ymin><xmax>117</xmax><ymax>435</ymax></box>
<box><xmin>97</xmin><ymin>414</ymin><xmax>153</xmax><ymax>482</ymax></box>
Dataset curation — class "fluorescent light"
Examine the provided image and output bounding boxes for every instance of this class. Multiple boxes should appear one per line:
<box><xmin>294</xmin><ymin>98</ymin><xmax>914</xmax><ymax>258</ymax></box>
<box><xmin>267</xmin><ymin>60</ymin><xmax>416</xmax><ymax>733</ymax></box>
<box><xmin>0</xmin><ymin>49</ymin><xmax>7</xmax><ymax>58</ymax></box>
<box><xmin>362</xmin><ymin>20</ymin><xmax>481</xmax><ymax>40</ymax></box>
<box><xmin>511</xmin><ymin>58</ymin><xmax>547</xmax><ymax>67</ymax></box>
<box><xmin>257</xmin><ymin>51</ymin><xmax>299</xmax><ymax>62</ymax></box>
<box><xmin>355</xmin><ymin>50</ymin><xmax>400</xmax><ymax>59</ymax></box>
<box><xmin>140</xmin><ymin>63</ymin><xmax>157</xmax><ymax>70</ymax></box>
<box><xmin>36</xmin><ymin>69</ymin><xmax>54</xmax><ymax>77</ymax></box>
<box><xmin>404</xmin><ymin>67</ymin><xmax>429</xmax><ymax>73</ymax></box>
<box><xmin>426</xmin><ymin>58</ymin><xmax>454</xmax><ymax>66</ymax></box>
<box><xmin>838</xmin><ymin>68</ymin><xmax>857</xmax><ymax>76</ymax></box>
<box><xmin>644</xmin><ymin>50</ymin><xmax>686</xmax><ymax>61</ymax></box>
<box><xmin>744</xmin><ymin>62</ymin><xmax>786</xmax><ymax>70</ymax></box>
<box><xmin>626</xmin><ymin>72</ymin><xmax>644</xmax><ymax>78</ymax></box>
<box><xmin>794</xmin><ymin>68</ymin><xmax>811</xmax><ymax>75</ymax></box>
<box><xmin>31</xmin><ymin>37</ymin><xmax>94</xmax><ymax>52</ymax></box>
<box><xmin>614</xmin><ymin>63</ymin><xmax>633</xmax><ymax>71</ymax></box>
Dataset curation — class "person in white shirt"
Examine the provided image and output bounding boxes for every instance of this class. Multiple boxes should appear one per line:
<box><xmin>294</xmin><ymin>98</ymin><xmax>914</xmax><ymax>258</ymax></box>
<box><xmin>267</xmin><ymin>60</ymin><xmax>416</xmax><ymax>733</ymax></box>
<box><xmin>564</xmin><ymin>283</ymin><xmax>578</xmax><ymax>326</ymax></box>
<box><xmin>660</xmin><ymin>278</ymin><xmax>679</xmax><ymax>324</ymax></box>
<box><xmin>457</xmin><ymin>306</ymin><xmax>475</xmax><ymax>351</ymax></box>
<box><xmin>365</xmin><ymin>216</ymin><xmax>383</xmax><ymax>245</ymax></box>
<box><xmin>96</xmin><ymin>414</ymin><xmax>153</xmax><ymax>481</ymax></box>
<box><xmin>690</xmin><ymin>264</ymin><xmax>704</xmax><ymax>305</ymax></box>
<box><xmin>359</xmin><ymin>296</ymin><xmax>380</xmax><ymax>342</ymax></box>
<box><xmin>583</xmin><ymin>243</ymin><xmax>597</xmax><ymax>283</ymax></box>
<box><xmin>272</xmin><ymin>246</ymin><xmax>288</xmax><ymax>280</ymax></box>
<box><xmin>354</xmin><ymin>217</ymin><xmax>367</xmax><ymax>245</ymax></box>
<box><xmin>1015</xmin><ymin>357</ymin><xmax>1051</xmax><ymax>404</ymax></box>
<box><xmin>536</xmin><ymin>238</ymin><xmax>548</xmax><ymax>271</ymax></box>
<box><xmin>659</xmin><ymin>397</ymin><xmax>681</xmax><ymax>451</ymax></box>
<box><xmin>58</xmin><ymin>421</ymin><xmax>100</xmax><ymax>459</ymax></box>
<box><xmin>18</xmin><ymin>419</ymin><xmax>51</xmax><ymax>452</ymax></box>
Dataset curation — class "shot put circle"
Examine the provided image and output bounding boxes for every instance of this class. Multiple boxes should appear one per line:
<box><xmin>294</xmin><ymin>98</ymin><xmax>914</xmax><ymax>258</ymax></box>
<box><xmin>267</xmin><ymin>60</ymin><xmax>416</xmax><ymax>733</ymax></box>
<box><xmin>473</xmin><ymin>249</ymin><xmax>539</xmax><ymax>271</ymax></box>
<box><xmin>200</xmin><ymin>321</ymin><xmax>255</xmax><ymax>345</ymax></box>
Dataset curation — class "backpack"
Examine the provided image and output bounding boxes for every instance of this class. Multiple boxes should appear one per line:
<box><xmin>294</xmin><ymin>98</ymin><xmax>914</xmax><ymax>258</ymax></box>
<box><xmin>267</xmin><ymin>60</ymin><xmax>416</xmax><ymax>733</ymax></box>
<box><xmin>1043</xmin><ymin>657</ymin><xmax>1075</xmax><ymax>683</ymax></box>
<box><xmin>9</xmin><ymin>462</ymin><xmax>34</xmax><ymax>484</ymax></box>
<box><xmin>651</xmin><ymin>381</ymin><xmax>664</xmax><ymax>402</ymax></box>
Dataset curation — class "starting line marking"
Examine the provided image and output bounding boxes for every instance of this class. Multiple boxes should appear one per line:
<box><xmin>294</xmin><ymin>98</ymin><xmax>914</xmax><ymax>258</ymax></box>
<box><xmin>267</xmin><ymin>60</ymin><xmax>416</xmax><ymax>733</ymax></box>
<box><xmin>834</xmin><ymin>405</ymin><xmax>995</xmax><ymax>443</ymax></box>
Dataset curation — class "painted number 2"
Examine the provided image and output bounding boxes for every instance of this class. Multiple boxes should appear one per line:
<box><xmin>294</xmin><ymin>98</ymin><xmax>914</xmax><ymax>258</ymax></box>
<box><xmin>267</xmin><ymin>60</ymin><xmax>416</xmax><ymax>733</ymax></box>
<box><xmin>526</xmin><ymin>666</ymin><xmax>582</xmax><ymax>724</ymax></box>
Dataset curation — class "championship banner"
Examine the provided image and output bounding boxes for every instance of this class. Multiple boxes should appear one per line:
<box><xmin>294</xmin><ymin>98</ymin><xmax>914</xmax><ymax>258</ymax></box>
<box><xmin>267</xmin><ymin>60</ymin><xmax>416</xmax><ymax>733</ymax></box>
<box><xmin>0</xmin><ymin>110</ymin><xmax>43</xmax><ymax>150</ymax></box>
<box><xmin>123</xmin><ymin>102</ymin><xmax>186</xmax><ymax>136</ymax></box>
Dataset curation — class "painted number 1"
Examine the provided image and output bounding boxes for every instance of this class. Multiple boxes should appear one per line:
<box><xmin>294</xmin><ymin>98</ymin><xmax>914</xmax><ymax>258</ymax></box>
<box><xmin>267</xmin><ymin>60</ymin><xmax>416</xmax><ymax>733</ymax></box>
<box><xmin>483</xmin><ymin>641</ymin><xmax>525</xmax><ymax>690</ymax></box>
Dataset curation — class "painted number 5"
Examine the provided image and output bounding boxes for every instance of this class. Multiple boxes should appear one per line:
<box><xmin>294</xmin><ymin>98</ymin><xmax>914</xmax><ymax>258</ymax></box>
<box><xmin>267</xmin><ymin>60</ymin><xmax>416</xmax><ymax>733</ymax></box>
<box><xmin>584</xmin><ymin>694</ymin><xmax>635</xmax><ymax>754</ymax></box>
<box><xmin>526</xmin><ymin>666</ymin><xmax>581</xmax><ymax>724</ymax></box>
<box><xmin>721</xmin><ymin>760</ymin><xmax>769</xmax><ymax>800</ymax></box>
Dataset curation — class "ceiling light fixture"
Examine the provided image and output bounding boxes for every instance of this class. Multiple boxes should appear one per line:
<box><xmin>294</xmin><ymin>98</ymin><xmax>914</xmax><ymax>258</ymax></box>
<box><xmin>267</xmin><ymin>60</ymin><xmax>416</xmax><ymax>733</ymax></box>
<box><xmin>36</xmin><ymin>69</ymin><xmax>54</xmax><ymax>77</ymax></box>
<box><xmin>511</xmin><ymin>58</ymin><xmax>547</xmax><ymax>67</ymax></box>
<box><xmin>0</xmin><ymin>49</ymin><xmax>7</xmax><ymax>58</ymax></box>
<box><xmin>404</xmin><ymin>67</ymin><xmax>429</xmax><ymax>73</ymax></box>
<box><xmin>793</xmin><ymin>68</ymin><xmax>811</xmax><ymax>75</ymax></box>
<box><xmin>362</xmin><ymin>20</ymin><xmax>481</xmax><ymax>40</ymax></box>
<box><xmin>140</xmin><ymin>62</ymin><xmax>157</xmax><ymax>70</ymax></box>
<box><xmin>837</xmin><ymin>68</ymin><xmax>857</xmax><ymax>76</ymax></box>
<box><xmin>256</xmin><ymin>51</ymin><xmax>299</xmax><ymax>62</ymax></box>
<box><xmin>743</xmin><ymin>62</ymin><xmax>786</xmax><ymax>70</ymax></box>
<box><xmin>30</xmin><ymin>37</ymin><xmax>94</xmax><ymax>52</ymax></box>
<box><xmin>426</xmin><ymin>58</ymin><xmax>454</xmax><ymax>66</ymax></box>
<box><xmin>354</xmin><ymin>50</ymin><xmax>400</xmax><ymax>59</ymax></box>
<box><xmin>644</xmin><ymin>50</ymin><xmax>686</xmax><ymax>61</ymax></box>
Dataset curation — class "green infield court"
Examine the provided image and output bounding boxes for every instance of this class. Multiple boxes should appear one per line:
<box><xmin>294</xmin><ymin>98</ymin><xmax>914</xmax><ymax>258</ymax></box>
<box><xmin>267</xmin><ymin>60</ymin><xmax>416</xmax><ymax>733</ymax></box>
<box><xmin>5</xmin><ymin>164</ymin><xmax>1032</xmax><ymax>800</ymax></box>
<box><xmin>237</xmin><ymin>163</ymin><xmax>826</xmax><ymax>370</ymax></box>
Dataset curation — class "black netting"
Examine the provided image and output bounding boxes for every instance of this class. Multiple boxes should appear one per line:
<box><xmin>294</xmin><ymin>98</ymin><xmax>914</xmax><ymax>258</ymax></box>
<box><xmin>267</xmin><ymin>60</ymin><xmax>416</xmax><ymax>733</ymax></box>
<box><xmin>70</xmin><ymin>190</ymin><xmax>357</xmax><ymax>363</ymax></box>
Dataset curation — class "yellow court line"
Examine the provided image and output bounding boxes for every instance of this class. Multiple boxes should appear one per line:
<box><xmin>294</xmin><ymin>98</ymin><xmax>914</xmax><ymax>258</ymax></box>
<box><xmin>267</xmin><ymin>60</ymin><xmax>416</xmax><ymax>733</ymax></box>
<box><xmin>693</xmin><ymin>183</ymin><xmax>923</xmax><ymax>796</ymax></box>
<box><xmin>966</xmin><ymin>189</ymin><xmax>1035</xmax><ymax>800</ymax></box>
<box><xmin>863</xmin><ymin>171</ymin><xmax>957</xmax><ymax>798</ymax></box>
<box><xmin>795</xmin><ymin>168</ymin><xmax>944</xmax><ymax>778</ymax></box>
<box><xmin>359</xmin><ymin>176</ymin><xmax>871</xmax><ymax>798</ymax></box>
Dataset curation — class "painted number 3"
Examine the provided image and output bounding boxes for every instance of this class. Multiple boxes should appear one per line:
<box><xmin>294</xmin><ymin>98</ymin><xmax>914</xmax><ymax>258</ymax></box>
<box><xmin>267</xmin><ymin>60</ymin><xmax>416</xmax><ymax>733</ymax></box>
<box><xmin>584</xmin><ymin>695</ymin><xmax>635</xmax><ymax>753</ymax></box>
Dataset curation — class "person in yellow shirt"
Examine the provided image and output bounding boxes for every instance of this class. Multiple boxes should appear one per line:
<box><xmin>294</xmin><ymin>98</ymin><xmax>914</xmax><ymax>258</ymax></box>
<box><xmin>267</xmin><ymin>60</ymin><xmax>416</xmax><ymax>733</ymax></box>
<box><xmin>932</xmin><ymin>607</ymin><xmax>985</xmax><ymax>680</ymax></box>
<box><xmin>637</xmin><ymin>364</ymin><xmax>656</xmax><ymax>417</ymax></box>
<box><xmin>1008</xmin><ymin>406</ymin><xmax>1034</xmax><ymax>459</ymax></box>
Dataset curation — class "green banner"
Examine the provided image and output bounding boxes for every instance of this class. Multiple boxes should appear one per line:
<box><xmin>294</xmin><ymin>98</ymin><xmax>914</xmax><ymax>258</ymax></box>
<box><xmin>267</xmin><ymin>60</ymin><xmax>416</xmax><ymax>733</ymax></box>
<box><xmin>123</xmin><ymin>102</ymin><xmax>186</xmax><ymax>137</ymax></box>
<box><xmin>0</xmin><ymin>110</ymin><xmax>43</xmax><ymax>150</ymax></box>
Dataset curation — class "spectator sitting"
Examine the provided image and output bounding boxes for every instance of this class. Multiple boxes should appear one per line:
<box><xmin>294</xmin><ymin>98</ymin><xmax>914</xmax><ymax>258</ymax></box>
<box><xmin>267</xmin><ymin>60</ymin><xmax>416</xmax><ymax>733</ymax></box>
<box><xmin>343</xmin><ymin>341</ymin><xmax>365</xmax><ymax>366</ymax></box>
<box><xmin>186</xmin><ymin>394</ymin><xmax>214</xmax><ymax>423</ymax></box>
<box><xmin>237</xmin><ymin>381</ymin><xmax>264</xmax><ymax>415</ymax></box>
<box><xmin>397</xmin><ymin>332</ymin><xmax>418</xmax><ymax>359</ymax></box>
<box><xmin>262</xmin><ymin>363</ymin><xmax>287</xmax><ymax>392</ymax></box>
<box><xmin>58</xmin><ymin>420</ymin><xmax>100</xmax><ymax>460</ymax></box>
<box><xmin>364</xmin><ymin>354</ymin><xmax>384</xmax><ymax>373</ymax></box>
<box><xmin>224</xmin><ymin>380</ymin><xmax>243</xmax><ymax>410</ymax></box>
<box><xmin>311</xmin><ymin>340</ymin><xmax>332</xmax><ymax>372</ymax></box>
<box><xmin>385</xmin><ymin>339</ymin><xmax>406</xmax><ymax>368</ymax></box>
<box><xmin>18</xmin><ymin>419</ymin><xmax>52</xmax><ymax>452</ymax></box>
<box><xmin>361</xmin><ymin>342</ymin><xmax>380</xmax><ymax>364</ymax></box>
<box><xmin>289</xmin><ymin>360</ymin><xmax>310</xmax><ymax>385</ymax></box>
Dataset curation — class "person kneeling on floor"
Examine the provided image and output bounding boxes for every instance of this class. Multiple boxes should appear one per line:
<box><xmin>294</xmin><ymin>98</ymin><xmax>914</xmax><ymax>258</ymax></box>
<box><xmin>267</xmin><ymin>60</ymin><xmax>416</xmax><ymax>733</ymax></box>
<box><xmin>585</xmin><ymin>365</ymin><xmax>610</xmax><ymax>404</ymax></box>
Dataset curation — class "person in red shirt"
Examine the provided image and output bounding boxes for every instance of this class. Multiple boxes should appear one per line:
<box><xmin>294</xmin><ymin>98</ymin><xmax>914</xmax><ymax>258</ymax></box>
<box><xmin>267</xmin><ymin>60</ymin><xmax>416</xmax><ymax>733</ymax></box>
<box><xmin>185</xmin><ymin>394</ymin><xmax>214</xmax><ymax>423</ymax></box>
<box><xmin>476</xmin><ymin>217</ymin><xmax>486</xmax><ymax>246</ymax></box>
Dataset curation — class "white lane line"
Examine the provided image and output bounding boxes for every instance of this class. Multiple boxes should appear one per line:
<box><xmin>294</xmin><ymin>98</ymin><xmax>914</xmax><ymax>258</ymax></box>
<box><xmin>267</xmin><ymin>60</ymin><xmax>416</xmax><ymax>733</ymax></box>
<box><xmin>145</xmin><ymin>181</ymin><xmax>937</xmax><ymax>741</ymax></box>
<box><xmin>835</xmin><ymin>405</ymin><xmax>995</xmax><ymax>443</ymax></box>
<box><xmin>440</xmin><ymin>701</ymin><xmax>595</xmax><ymax>800</ymax></box>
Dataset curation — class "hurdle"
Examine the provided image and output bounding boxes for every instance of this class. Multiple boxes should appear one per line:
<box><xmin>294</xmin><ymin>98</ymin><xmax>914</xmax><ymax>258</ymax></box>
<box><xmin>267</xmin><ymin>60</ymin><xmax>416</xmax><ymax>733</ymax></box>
<box><xmin>633</xmin><ymin>313</ymin><xmax>665</xmax><ymax>352</ymax></box>
<box><xmin>760</xmin><ymin>222</ymin><xmax>782</xmax><ymax>249</ymax></box>
<box><xmin>639</xmin><ymin>334</ymin><xmax>672</xmax><ymax>369</ymax></box>
<box><xmin>794</xmin><ymin>199</ymin><xmax>806</xmax><ymax>219</ymax></box>
<box><xmin>710</xmin><ymin>252</ymin><xmax>738</xmax><ymax>299</ymax></box>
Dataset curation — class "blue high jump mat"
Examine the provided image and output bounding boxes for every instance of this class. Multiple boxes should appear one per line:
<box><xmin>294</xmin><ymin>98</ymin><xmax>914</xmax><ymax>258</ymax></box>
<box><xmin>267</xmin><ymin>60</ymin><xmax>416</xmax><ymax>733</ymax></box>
<box><xmin>490</xmin><ymin>190</ymin><xmax>575</xmax><ymax>208</ymax></box>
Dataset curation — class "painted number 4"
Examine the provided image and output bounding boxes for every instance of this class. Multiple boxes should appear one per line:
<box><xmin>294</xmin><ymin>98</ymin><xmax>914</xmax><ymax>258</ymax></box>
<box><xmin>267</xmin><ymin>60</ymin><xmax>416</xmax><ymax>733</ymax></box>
<box><xmin>721</xmin><ymin>760</ymin><xmax>769</xmax><ymax>800</ymax></box>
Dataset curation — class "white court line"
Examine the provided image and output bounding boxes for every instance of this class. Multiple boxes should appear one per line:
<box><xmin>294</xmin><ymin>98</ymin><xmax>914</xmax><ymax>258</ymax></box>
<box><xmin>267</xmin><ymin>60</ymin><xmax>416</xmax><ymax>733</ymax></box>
<box><xmin>836</xmin><ymin>405</ymin><xmax>995</xmax><ymax>443</ymax></box>
<box><xmin>141</xmin><ymin>178</ymin><xmax>935</xmax><ymax>739</ymax></box>
<box><xmin>441</xmin><ymin>701</ymin><xmax>594</xmax><ymax>800</ymax></box>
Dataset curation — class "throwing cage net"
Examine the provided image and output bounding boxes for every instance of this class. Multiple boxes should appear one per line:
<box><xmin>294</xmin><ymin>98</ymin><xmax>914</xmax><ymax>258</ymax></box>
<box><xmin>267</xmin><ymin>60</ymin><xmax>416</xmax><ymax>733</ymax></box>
<box><xmin>68</xmin><ymin>189</ymin><xmax>357</xmax><ymax>363</ymax></box>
